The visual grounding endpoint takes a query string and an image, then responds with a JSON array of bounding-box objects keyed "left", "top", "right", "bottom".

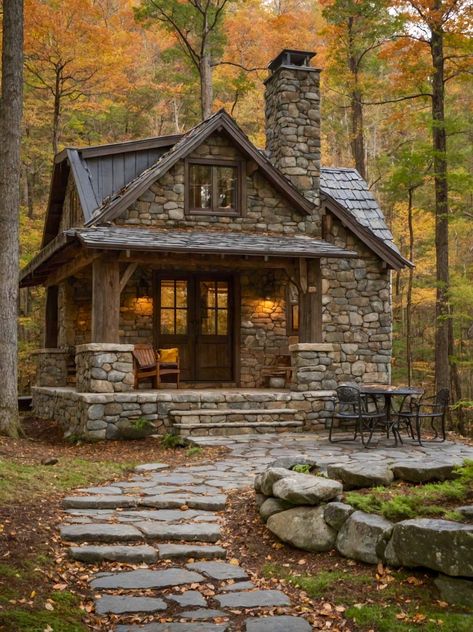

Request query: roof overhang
[
  {"left": 20, "top": 227, "right": 357, "bottom": 287},
  {"left": 321, "top": 193, "right": 413, "bottom": 270}
]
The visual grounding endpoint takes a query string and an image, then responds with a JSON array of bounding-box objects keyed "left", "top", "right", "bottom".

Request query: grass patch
[
  {"left": 0, "top": 458, "right": 135, "bottom": 504},
  {"left": 346, "top": 603, "right": 473, "bottom": 632},
  {"left": 160, "top": 433, "right": 189, "bottom": 449},
  {"left": 346, "top": 460, "right": 473, "bottom": 521},
  {"left": 262, "top": 563, "right": 373, "bottom": 598},
  {"left": 186, "top": 446, "right": 203, "bottom": 458},
  {"left": 0, "top": 557, "right": 87, "bottom": 632}
]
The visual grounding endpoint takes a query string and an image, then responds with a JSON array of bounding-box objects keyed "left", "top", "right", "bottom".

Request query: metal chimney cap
[{"left": 268, "top": 49, "right": 316, "bottom": 73}]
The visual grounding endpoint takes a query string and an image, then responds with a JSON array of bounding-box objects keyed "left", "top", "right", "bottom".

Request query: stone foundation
[
  {"left": 32, "top": 386, "right": 336, "bottom": 441},
  {"left": 33, "top": 349, "right": 71, "bottom": 387},
  {"left": 76, "top": 344, "right": 135, "bottom": 393}
]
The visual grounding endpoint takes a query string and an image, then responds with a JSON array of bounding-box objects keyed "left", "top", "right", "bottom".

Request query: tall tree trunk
[
  {"left": 406, "top": 187, "right": 415, "bottom": 386},
  {"left": 52, "top": 68, "right": 61, "bottom": 156},
  {"left": 199, "top": 50, "right": 213, "bottom": 120},
  {"left": 431, "top": 23, "right": 450, "bottom": 391},
  {"left": 347, "top": 17, "right": 366, "bottom": 179},
  {"left": 0, "top": 0, "right": 23, "bottom": 437}
]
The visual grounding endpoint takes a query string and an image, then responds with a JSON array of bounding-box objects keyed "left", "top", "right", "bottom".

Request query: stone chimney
[{"left": 265, "top": 50, "right": 320, "bottom": 208}]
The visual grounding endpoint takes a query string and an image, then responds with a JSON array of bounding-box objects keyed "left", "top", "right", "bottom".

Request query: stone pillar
[
  {"left": 265, "top": 49, "right": 321, "bottom": 211},
  {"left": 33, "top": 349, "right": 70, "bottom": 387},
  {"left": 76, "top": 343, "right": 134, "bottom": 393},
  {"left": 290, "top": 343, "right": 340, "bottom": 392}
]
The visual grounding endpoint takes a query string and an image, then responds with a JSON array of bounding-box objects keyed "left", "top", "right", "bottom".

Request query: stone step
[
  {"left": 158, "top": 543, "right": 226, "bottom": 560},
  {"left": 69, "top": 544, "right": 158, "bottom": 563},
  {"left": 171, "top": 407, "right": 298, "bottom": 417},
  {"left": 63, "top": 494, "right": 226, "bottom": 511},
  {"left": 174, "top": 420, "right": 304, "bottom": 437},
  {"left": 61, "top": 521, "right": 221, "bottom": 544}
]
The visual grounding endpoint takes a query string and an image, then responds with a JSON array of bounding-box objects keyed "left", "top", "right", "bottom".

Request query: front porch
[{"left": 32, "top": 384, "right": 337, "bottom": 440}]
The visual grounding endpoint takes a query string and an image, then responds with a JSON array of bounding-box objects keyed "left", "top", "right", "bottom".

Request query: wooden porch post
[
  {"left": 299, "top": 258, "right": 322, "bottom": 343},
  {"left": 91, "top": 257, "right": 120, "bottom": 343},
  {"left": 44, "top": 285, "right": 58, "bottom": 348}
]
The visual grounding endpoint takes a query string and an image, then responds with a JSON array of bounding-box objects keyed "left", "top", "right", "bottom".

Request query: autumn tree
[
  {"left": 136, "top": 0, "right": 232, "bottom": 120},
  {"left": 24, "top": 0, "right": 110, "bottom": 156},
  {"left": 394, "top": 0, "right": 473, "bottom": 391},
  {"left": 321, "top": 0, "right": 398, "bottom": 179},
  {"left": 0, "top": 0, "right": 24, "bottom": 437}
]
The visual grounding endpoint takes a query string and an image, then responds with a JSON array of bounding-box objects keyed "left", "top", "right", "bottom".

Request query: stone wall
[
  {"left": 33, "top": 349, "right": 70, "bottom": 387},
  {"left": 240, "top": 269, "right": 289, "bottom": 387},
  {"left": 32, "top": 385, "right": 335, "bottom": 440},
  {"left": 116, "top": 133, "right": 318, "bottom": 236},
  {"left": 32, "top": 387, "right": 170, "bottom": 441},
  {"left": 264, "top": 65, "right": 321, "bottom": 210},
  {"left": 76, "top": 343, "right": 135, "bottom": 393},
  {"left": 321, "top": 218, "right": 392, "bottom": 384}
]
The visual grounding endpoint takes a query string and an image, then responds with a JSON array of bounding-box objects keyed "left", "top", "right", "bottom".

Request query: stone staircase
[
  {"left": 57, "top": 459, "right": 313, "bottom": 631},
  {"left": 170, "top": 407, "right": 303, "bottom": 436}
]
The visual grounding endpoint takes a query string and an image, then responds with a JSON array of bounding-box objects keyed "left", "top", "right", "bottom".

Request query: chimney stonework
[{"left": 265, "top": 50, "right": 321, "bottom": 221}]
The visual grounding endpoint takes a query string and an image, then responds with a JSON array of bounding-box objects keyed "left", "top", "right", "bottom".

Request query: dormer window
[{"left": 185, "top": 159, "right": 243, "bottom": 215}]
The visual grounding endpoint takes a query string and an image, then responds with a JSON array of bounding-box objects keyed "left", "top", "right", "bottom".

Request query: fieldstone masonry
[
  {"left": 33, "top": 349, "right": 70, "bottom": 387},
  {"left": 76, "top": 344, "right": 135, "bottom": 393}
]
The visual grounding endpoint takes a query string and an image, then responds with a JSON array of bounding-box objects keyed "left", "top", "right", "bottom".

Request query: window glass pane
[
  {"left": 216, "top": 166, "right": 237, "bottom": 209},
  {"left": 161, "top": 281, "right": 175, "bottom": 308},
  {"left": 201, "top": 310, "right": 216, "bottom": 335},
  {"left": 190, "top": 164, "right": 212, "bottom": 209},
  {"left": 175, "top": 309, "right": 187, "bottom": 334},
  {"left": 217, "top": 309, "right": 228, "bottom": 335},
  {"left": 175, "top": 281, "right": 187, "bottom": 308},
  {"left": 160, "top": 309, "right": 174, "bottom": 334},
  {"left": 216, "top": 281, "right": 228, "bottom": 308}
]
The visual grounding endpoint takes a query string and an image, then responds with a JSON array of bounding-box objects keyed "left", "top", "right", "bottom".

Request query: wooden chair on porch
[{"left": 132, "top": 344, "right": 159, "bottom": 389}]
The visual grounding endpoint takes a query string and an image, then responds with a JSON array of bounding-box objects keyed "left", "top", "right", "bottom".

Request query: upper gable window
[{"left": 186, "top": 159, "right": 242, "bottom": 216}]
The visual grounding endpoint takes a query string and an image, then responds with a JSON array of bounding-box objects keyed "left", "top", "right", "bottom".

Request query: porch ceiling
[{"left": 69, "top": 226, "right": 357, "bottom": 259}]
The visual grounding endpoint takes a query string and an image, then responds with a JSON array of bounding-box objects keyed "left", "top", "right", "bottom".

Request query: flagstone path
[{"left": 59, "top": 433, "right": 473, "bottom": 631}]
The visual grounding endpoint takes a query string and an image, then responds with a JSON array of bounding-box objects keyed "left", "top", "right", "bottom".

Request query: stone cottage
[{"left": 21, "top": 50, "right": 411, "bottom": 440}]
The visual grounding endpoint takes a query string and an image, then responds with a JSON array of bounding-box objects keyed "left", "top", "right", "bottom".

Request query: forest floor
[{"left": 0, "top": 419, "right": 472, "bottom": 631}]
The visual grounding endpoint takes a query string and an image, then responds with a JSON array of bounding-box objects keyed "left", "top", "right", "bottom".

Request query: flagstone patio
[{"left": 59, "top": 434, "right": 473, "bottom": 631}]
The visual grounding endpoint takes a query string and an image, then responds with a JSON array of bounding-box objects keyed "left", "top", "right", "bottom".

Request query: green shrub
[{"left": 161, "top": 433, "right": 189, "bottom": 449}]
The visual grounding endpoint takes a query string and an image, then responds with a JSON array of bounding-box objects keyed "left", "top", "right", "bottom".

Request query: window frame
[{"left": 184, "top": 157, "right": 245, "bottom": 216}]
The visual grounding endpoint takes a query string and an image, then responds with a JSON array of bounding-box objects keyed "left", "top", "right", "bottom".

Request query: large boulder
[
  {"left": 272, "top": 474, "right": 342, "bottom": 505},
  {"left": 260, "top": 468, "right": 293, "bottom": 497},
  {"left": 336, "top": 511, "right": 393, "bottom": 564},
  {"left": 384, "top": 519, "right": 473, "bottom": 577},
  {"left": 267, "top": 507, "right": 337, "bottom": 552},
  {"left": 391, "top": 461, "right": 458, "bottom": 483},
  {"left": 434, "top": 575, "right": 473, "bottom": 608},
  {"left": 327, "top": 463, "right": 393, "bottom": 489},
  {"left": 259, "top": 497, "right": 293, "bottom": 523},
  {"left": 324, "top": 502, "right": 355, "bottom": 531}
]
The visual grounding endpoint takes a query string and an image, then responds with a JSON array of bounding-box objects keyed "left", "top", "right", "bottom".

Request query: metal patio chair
[
  {"left": 329, "top": 384, "right": 385, "bottom": 446},
  {"left": 396, "top": 388, "right": 449, "bottom": 445}
]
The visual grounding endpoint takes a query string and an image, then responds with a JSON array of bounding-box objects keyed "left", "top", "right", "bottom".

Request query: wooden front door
[{"left": 155, "top": 273, "right": 234, "bottom": 382}]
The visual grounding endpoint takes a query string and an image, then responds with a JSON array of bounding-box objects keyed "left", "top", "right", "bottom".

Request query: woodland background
[{"left": 13, "top": 0, "right": 473, "bottom": 429}]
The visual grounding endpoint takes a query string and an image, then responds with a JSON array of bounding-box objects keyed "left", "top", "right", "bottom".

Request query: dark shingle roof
[
  {"left": 320, "top": 167, "right": 400, "bottom": 255},
  {"left": 68, "top": 226, "right": 357, "bottom": 259}
]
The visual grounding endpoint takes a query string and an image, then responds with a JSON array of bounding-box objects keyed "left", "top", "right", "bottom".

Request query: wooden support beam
[
  {"left": 44, "top": 286, "right": 58, "bottom": 348},
  {"left": 119, "top": 262, "right": 138, "bottom": 293},
  {"left": 91, "top": 258, "right": 120, "bottom": 343},
  {"left": 117, "top": 252, "right": 292, "bottom": 270},
  {"left": 45, "top": 250, "right": 100, "bottom": 286},
  {"left": 299, "top": 258, "right": 322, "bottom": 343}
]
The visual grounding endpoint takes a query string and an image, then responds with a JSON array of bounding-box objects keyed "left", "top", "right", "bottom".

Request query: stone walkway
[{"left": 60, "top": 433, "right": 473, "bottom": 631}]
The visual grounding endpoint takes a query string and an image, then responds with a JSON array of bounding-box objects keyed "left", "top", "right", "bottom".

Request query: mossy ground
[
  {"left": 346, "top": 460, "right": 473, "bottom": 521},
  {"left": 262, "top": 562, "right": 473, "bottom": 631}
]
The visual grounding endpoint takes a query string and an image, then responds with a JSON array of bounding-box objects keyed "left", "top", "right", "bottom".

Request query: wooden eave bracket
[{"left": 119, "top": 263, "right": 138, "bottom": 293}]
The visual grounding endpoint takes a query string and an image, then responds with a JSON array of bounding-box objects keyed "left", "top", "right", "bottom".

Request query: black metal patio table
[{"left": 359, "top": 384, "right": 424, "bottom": 445}]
